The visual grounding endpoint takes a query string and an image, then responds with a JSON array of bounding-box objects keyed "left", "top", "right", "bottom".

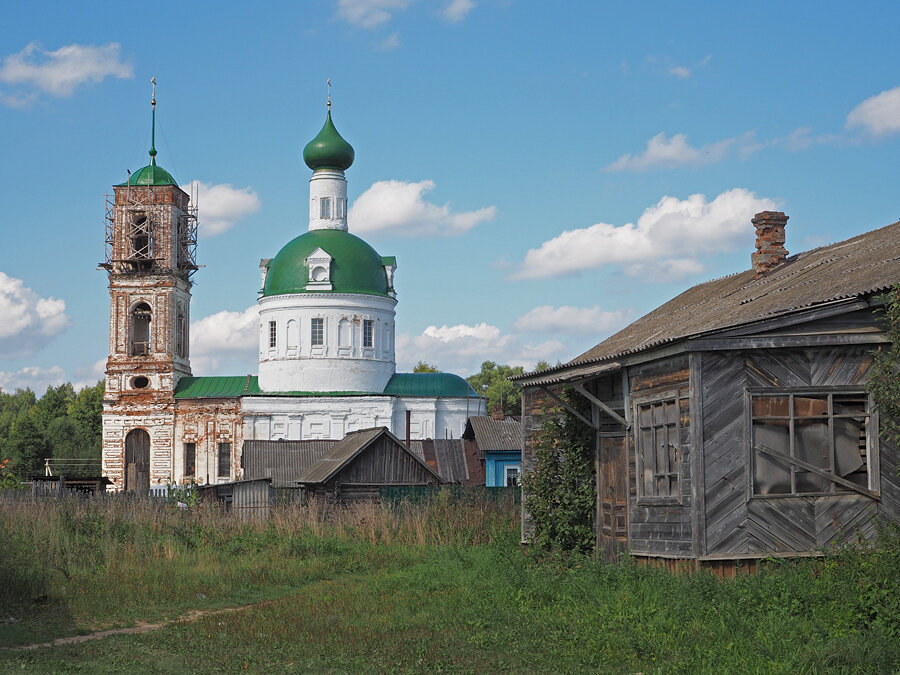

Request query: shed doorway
[{"left": 125, "top": 428, "right": 150, "bottom": 494}]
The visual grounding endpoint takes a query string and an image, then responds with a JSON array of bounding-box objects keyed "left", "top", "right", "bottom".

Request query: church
[{"left": 100, "top": 88, "right": 485, "bottom": 491}]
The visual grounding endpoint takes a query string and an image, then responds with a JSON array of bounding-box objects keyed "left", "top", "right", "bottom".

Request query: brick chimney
[
  {"left": 491, "top": 406, "right": 505, "bottom": 421},
  {"left": 751, "top": 211, "right": 789, "bottom": 279}
]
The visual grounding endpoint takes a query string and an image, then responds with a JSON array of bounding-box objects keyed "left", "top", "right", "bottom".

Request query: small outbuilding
[
  {"left": 296, "top": 427, "right": 443, "bottom": 501},
  {"left": 463, "top": 415, "right": 523, "bottom": 486},
  {"left": 514, "top": 213, "right": 900, "bottom": 573}
]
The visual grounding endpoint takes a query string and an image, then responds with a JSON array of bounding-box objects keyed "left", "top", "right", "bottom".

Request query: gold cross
[
  {"left": 327, "top": 78, "right": 332, "bottom": 110},
  {"left": 151, "top": 77, "right": 157, "bottom": 108}
]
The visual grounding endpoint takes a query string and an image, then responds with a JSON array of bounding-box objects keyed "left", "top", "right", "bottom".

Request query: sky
[{"left": 1, "top": 1, "right": 899, "bottom": 393}]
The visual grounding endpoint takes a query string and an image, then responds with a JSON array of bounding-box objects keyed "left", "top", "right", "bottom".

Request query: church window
[
  {"left": 176, "top": 304, "right": 187, "bottom": 357},
  {"left": 269, "top": 320, "right": 277, "bottom": 348},
  {"left": 363, "top": 319, "right": 374, "bottom": 348},
  {"left": 218, "top": 442, "right": 231, "bottom": 478},
  {"left": 336, "top": 198, "right": 346, "bottom": 219},
  {"left": 320, "top": 197, "right": 332, "bottom": 219},
  {"left": 131, "top": 303, "right": 152, "bottom": 356},
  {"left": 311, "top": 318, "right": 324, "bottom": 346},
  {"left": 184, "top": 442, "right": 196, "bottom": 477},
  {"left": 286, "top": 319, "right": 299, "bottom": 349}
]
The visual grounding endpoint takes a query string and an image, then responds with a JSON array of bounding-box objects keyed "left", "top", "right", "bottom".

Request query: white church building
[{"left": 100, "top": 92, "right": 485, "bottom": 490}]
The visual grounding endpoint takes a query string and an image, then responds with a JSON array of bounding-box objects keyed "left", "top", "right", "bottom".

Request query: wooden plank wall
[
  {"left": 626, "top": 355, "right": 694, "bottom": 557},
  {"left": 702, "top": 345, "right": 900, "bottom": 557},
  {"left": 339, "top": 437, "right": 436, "bottom": 486}
]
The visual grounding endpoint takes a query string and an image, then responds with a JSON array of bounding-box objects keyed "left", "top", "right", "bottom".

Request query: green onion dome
[
  {"left": 303, "top": 111, "right": 355, "bottom": 171},
  {"left": 263, "top": 229, "right": 390, "bottom": 297},
  {"left": 118, "top": 161, "right": 177, "bottom": 186}
]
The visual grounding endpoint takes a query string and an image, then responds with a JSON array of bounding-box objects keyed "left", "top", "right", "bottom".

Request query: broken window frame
[
  {"left": 633, "top": 390, "right": 682, "bottom": 502},
  {"left": 131, "top": 302, "right": 152, "bottom": 356},
  {"left": 749, "top": 387, "right": 878, "bottom": 498},
  {"left": 184, "top": 442, "right": 196, "bottom": 478}
]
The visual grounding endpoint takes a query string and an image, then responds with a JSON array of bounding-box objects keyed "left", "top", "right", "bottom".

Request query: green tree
[
  {"left": 522, "top": 387, "right": 595, "bottom": 553},
  {"left": 466, "top": 361, "right": 525, "bottom": 416},
  {"left": 869, "top": 284, "right": 900, "bottom": 447},
  {"left": 413, "top": 361, "right": 441, "bottom": 373},
  {"left": 67, "top": 380, "right": 104, "bottom": 460},
  {"left": 6, "top": 410, "right": 50, "bottom": 476}
]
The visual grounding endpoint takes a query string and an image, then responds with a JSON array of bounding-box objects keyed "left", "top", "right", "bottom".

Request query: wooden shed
[
  {"left": 296, "top": 427, "right": 442, "bottom": 501},
  {"left": 514, "top": 214, "right": 900, "bottom": 572}
]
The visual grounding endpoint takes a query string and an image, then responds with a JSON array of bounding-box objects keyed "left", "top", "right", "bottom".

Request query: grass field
[{"left": 1, "top": 493, "right": 898, "bottom": 673}]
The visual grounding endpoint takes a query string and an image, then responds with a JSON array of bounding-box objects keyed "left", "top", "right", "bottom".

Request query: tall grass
[{"left": 1, "top": 494, "right": 898, "bottom": 672}]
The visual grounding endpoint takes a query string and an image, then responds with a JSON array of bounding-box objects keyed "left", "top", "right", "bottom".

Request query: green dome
[
  {"left": 303, "top": 111, "right": 355, "bottom": 171},
  {"left": 118, "top": 161, "right": 177, "bottom": 187},
  {"left": 263, "top": 229, "right": 392, "bottom": 297}
]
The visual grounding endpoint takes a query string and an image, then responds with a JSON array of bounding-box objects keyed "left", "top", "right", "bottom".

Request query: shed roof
[
  {"left": 242, "top": 439, "right": 338, "bottom": 487},
  {"left": 463, "top": 416, "right": 523, "bottom": 452},
  {"left": 296, "top": 427, "right": 441, "bottom": 485},
  {"left": 514, "top": 220, "right": 900, "bottom": 383}
]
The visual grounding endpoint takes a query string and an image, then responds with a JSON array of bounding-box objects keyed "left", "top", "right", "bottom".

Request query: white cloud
[
  {"left": 669, "top": 65, "right": 691, "bottom": 79},
  {"left": 186, "top": 181, "right": 261, "bottom": 236},
  {"left": 605, "top": 132, "right": 741, "bottom": 171},
  {"left": 513, "top": 306, "right": 634, "bottom": 335},
  {"left": 0, "top": 366, "right": 66, "bottom": 394},
  {"left": 513, "top": 188, "right": 777, "bottom": 281},
  {"left": 0, "top": 272, "right": 70, "bottom": 358},
  {"left": 396, "top": 322, "right": 566, "bottom": 376},
  {"left": 442, "top": 0, "right": 475, "bottom": 22},
  {"left": 72, "top": 359, "right": 106, "bottom": 391},
  {"left": 379, "top": 32, "right": 401, "bottom": 50},
  {"left": 0, "top": 42, "right": 132, "bottom": 102},
  {"left": 190, "top": 306, "right": 259, "bottom": 372},
  {"left": 846, "top": 86, "right": 900, "bottom": 137},
  {"left": 337, "top": 0, "right": 413, "bottom": 28},
  {"left": 350, "top": 180, "right": 496, "bottom": 236}
]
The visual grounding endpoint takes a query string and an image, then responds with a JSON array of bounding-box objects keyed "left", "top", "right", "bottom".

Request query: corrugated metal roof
[
  {"left": 464, "top": 416, "right": 523, "bottom": 452},
  {"left": 514, "top": 220, "right": 900, "bottom": 381},
  {"left": 242, "top": 439, "right": 337, "bottom": 487},
  {"left": 383, "top": 372, "right": 481, "bottom": 397}
]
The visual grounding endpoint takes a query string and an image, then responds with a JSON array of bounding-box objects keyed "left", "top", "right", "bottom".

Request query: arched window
[
  {"left": 287, "top": 319, "right": 299, "bottom": 350},
  {"left": 130, "top": 213, "right": 153, "bottom": 271},
  {"left": 338, "top": 319, "right": 351, "bottom": 347},
  {"left": 131, "top": 302, "right": 152, "bottom": 355}
]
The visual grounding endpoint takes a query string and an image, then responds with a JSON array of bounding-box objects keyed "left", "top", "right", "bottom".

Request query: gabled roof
[
  {"left": 463, "top": 416, "right": 522, "bottom": 452},
  {"left": 242, "top": 439, "right": 338, "bottom": 487},
  {"left": 515, "top": 220, "right": 900, "bottom": 382},
  {"left": 296, "top": 427, "right": 441, "bottom": 485}
]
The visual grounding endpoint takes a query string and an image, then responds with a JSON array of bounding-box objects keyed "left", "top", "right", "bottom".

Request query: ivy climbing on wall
[
  {"left": 522, "top": 387, "right": 596, "bottom": 554},
  {"left": 869, "top": 283, "right": 900, "bottom": 449}
]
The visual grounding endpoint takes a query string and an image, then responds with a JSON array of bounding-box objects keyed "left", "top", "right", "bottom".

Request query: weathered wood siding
[
  {"left": 701, "top": 345, "right": 900, "bottom": 556},
  {"left": 337, "top": 436, "right": 437, "bottom": 485},
  {"left": 625, "top": 355, "right": 694, "bottom": 557}
]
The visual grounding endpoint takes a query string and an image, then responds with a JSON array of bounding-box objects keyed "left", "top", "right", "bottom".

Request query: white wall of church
[
  {"left": 242, "top": 394, "right": 484, "bottom": 442},
  {"left": 257, "top": 292, "right": 396, "bottom": 392},
  {"left": 308, "top": 169, "right": 348, "bottom": 231}
]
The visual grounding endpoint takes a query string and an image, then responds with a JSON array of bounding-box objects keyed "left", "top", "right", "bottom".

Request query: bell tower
[{"left": 100, "top": 79, "right": 198, "bottom": 492}]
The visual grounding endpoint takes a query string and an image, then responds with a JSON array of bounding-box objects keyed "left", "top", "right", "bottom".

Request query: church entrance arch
[{"left": 124, "top": 428, "right": 150, "bottom": 494}]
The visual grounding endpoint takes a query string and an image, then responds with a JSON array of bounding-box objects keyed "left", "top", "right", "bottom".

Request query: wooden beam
[
  {"left": 539, "top": 386, "right": 598, "bottom": 430},
  {"left": 688, "top": 334, "right": 888, "bottom": 351},
  {"left": 754, "top": 443, "right": 878, "bottom": 499},
  {"left": 573, "top": 383, "right": 628, "bottom": 428}
]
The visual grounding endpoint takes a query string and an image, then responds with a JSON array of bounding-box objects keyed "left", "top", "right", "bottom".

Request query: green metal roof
[
  {"left": 303, "top": 111, "right": 355, "bottom": 172},
  {"left": 174, "top": 376, "right": 251, "bottom": 398},
  {"left": 263, "top": 229, "right": 392, "bottom": 298},
  {"left": 383, "top": 373, "right": 481, "bottom": 398},
  {"left": 117, "top": 161, "right": 178, "bottom": 187},
  {"left": 174, "top": 373, "right": 482, "bottom": 400}
]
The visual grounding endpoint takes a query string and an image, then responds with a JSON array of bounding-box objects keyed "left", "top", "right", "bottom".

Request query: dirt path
[{"left": 8, "top": 605, "right": 252, "bottom": 651}]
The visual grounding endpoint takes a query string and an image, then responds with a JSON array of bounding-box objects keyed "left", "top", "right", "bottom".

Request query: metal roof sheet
[
  {"left": 383, "top": 372, "right": 481, "bottom": 398},
  {"left": 464, "top": 416, "right": 523, "bottom": 452},
  {"left": 515, "top": 220, "right": 900, "bottom": 381},
  {"left": 173, "top": 375, "right": 251, "bottom": 398},
  {"left": 242, "top": 439, "right": 338, "bottom": 487}
]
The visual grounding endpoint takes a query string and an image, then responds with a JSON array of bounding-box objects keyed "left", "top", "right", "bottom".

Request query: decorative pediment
[{"left": 306, "top": 247, "right": 333, "bottom": 290}]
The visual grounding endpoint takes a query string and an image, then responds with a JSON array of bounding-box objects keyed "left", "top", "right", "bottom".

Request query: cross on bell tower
[{"left": 100, "top": 79, "right": 198, "bottom": 492}]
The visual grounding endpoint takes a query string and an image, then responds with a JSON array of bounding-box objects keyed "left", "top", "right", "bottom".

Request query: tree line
[{"left": 0, "top": 381, "right": 104, "bottom": 481}]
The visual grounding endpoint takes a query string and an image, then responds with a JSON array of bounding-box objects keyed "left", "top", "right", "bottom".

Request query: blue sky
[{"left": 1, "top": 0, "right": 899, "bottom": 392}]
